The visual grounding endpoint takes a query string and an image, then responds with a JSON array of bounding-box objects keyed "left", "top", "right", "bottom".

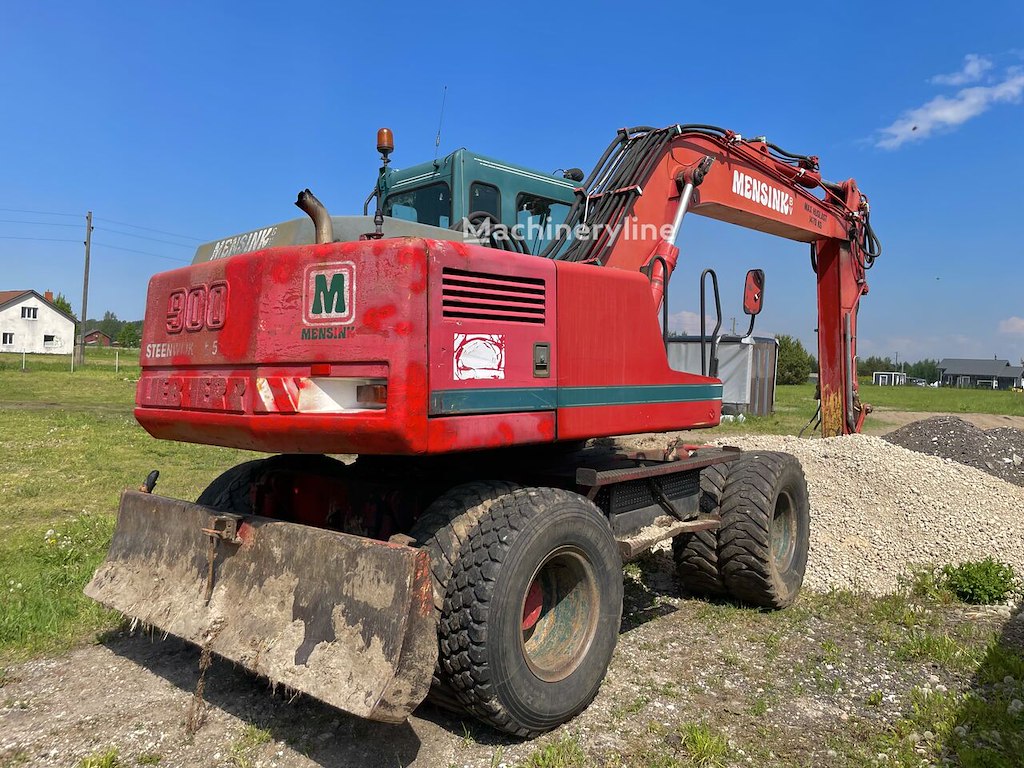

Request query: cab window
[
  {"left": 384, "top": 182, "right": 452, "bottom": 228},
  {"left": 516, "top": 194, "right": 571, "bottom": 255},
  {"left": 469, "top": 182, "right": 501, "bottom": 219}
]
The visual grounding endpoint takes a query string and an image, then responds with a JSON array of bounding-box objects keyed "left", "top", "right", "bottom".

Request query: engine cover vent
[{"left": 441, "top": 267, "right": 546, "bottom": 325}]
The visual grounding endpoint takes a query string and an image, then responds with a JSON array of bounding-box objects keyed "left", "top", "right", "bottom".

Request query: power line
[
  {"left": 0, "top": 210, "right": 204, "bottom": 243},
  {"left": 94, "top": 226, "right": 194, "bottom": 249},
  {"left": 92, "top": 241, "right": 191, "bottom": 263},
  {"left": 1, "top": 220, "right": 195, "bottom": 249},
  {"left": 0, "top": 207, "right": 80, "bottom": 218},
  {"left": 0, "top": 219, "right": 82, "bottom": 227},
  {"left": 0, "top": 236, "right": 81, "bottom": 243},
  {"left": 93, "top": 216, "right": 203, "bottom": 242},
  {"left": 0, "top": 234, "right": 191, "bottom": 262}
]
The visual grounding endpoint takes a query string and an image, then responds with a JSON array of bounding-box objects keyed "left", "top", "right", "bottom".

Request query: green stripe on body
[
  {"left": 557, "top": 384, "right": 723, "bottom": 407},
  {"left": 429, "top": 387, "right": 557, "bottom": 415},
  {"left": 429, "top": 383, "right": 722, "bottom": 415}
]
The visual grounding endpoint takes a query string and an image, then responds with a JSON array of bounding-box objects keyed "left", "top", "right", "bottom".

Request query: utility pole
[{"left": 75, "top": 211, "right": 93, "bottom": 366}]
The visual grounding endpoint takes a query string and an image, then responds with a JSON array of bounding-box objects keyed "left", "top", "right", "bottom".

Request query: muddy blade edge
[{"left": 84, "top": 490, "right": 437, "bottom": 723}]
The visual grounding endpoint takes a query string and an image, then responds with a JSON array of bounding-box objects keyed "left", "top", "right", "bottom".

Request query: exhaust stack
[{"left": 295, "top": 189, "right": 334, "bottom": 244}]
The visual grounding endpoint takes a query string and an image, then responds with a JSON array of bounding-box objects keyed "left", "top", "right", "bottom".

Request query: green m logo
[
  {"left": 304, "top": 262, "right": 355, "bottom": 325},
  {"left": 311, "top": 273, "right": 346, "bottom": 315}
]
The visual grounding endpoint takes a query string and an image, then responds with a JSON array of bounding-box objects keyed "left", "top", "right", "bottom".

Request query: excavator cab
[{"left": 377, "top": 148, "right": 577, "bottom": 254}]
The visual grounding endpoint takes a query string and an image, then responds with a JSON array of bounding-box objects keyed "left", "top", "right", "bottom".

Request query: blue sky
[{"left": 2, "top": 1, "right": 1023, "bottom": 364}]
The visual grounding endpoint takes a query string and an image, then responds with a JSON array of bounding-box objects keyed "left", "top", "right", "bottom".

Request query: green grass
[
  {"left": 77, "top": 747, "right": 120, "bottom": 768},
  {"left": 676, "top": 723, "right": 729, "bottom": 768},
  {"left": 0, "top": 357, "right": 139, "bottom": 410},
  {"left": 522, "top": 736, "right": 588, "bottom": 768},
  {"left": 693, "top": 381, "right": 1024, "bottom": 438},
  {"left": 229, "top": 724, "right": 272, "bottom": 768},
  {"left": 0, "top": 347, "right": 140, "bottom": 374},
  {"left": 861, "top": 381, "right": 1024, "bottom": 416},
  {"left": 0, "top": 368, "right": 255, "bottom": 660}
]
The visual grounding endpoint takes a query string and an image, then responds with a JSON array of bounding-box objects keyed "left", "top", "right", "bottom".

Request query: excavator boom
[{"left": 540, "top": 125, "right": 880, "bottom": 435}]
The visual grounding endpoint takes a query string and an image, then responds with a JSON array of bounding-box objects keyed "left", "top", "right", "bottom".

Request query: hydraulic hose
[{"left": 862, "top": 215, "right": 882, "bottom": 268}]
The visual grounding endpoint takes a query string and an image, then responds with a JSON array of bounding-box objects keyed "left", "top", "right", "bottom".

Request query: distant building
[
  {"left": 938, "top": 358, "right": 1024, "bottom": 390},
  {"left": 84, "top": 329, "right": 112, "bottom": 347},
  {"left": 872, "top": 371, "right": 906, "bottom": 386},
  {"left": 0, "top": 289, "right": 76, "bottom": 354}
]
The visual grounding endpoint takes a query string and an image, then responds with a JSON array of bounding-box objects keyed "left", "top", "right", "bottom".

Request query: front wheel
[{"left": 439, "top": 487, "right": 623, "bottom": 736}]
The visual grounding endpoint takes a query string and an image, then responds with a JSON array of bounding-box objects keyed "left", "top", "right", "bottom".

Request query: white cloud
[
  {"left": 930, "top": 53, "right": 993, "bottom": 86},
  {"left": 668, "top": 310, "right": 703, "bottom": 335},
  {"left": 998, "top": 316, "right": 1024, "bottom": 335},
  {"left": 876, "top": 67, "right": 1024, "bottom": 149}
]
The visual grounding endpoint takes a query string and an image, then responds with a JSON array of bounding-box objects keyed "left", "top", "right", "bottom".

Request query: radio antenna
[{"left": 434, "top": 85, "right": 448, "bottom": 162}]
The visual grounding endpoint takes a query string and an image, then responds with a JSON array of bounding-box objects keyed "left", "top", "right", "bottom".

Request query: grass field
[
  {"left": 711, "top": 382, "right": 1024, "bottom": 437},
  {"left": 2, "top": 363, "right": 1023, "bottom": 767},
  {"left": 862, "top": 381, "right": 1024, "bottom": 415},
  {"left": 0, "top": 365, "right": 1021, "bottom": 660},
  {"left": 0, "top": 362, "right": 254, "bottom": 659}
]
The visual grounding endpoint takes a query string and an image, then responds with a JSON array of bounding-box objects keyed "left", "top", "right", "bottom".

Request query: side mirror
[{"left": 743, "top": 269, "right": 765, "bottom": 316}]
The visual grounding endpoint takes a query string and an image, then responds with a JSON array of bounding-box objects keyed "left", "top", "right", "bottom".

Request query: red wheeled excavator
[{"left": 87, "top": 124, "right": 880, "bottom": 736}]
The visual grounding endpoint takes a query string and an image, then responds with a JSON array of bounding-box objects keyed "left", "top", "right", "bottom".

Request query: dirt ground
[
  {"left": 862, "top": 409, "right": 1024, "bottom": 435},
  {"left": 1, "top": 553, "right": 1021, "bottom": 768},
  {"left": 4, "top": 412, "right": 1024, "bottom": 767}
]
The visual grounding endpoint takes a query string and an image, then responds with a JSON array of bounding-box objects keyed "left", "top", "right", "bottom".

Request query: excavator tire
[
  {"left": 439, "top": 487, "right": 623, "bottom": 737},
  {"left": 672, "top": 462, "right": 730, "bottom": 598},
  {"left": 196, "top": 454, "right": 345, "bottom": 512},
  {"left": 718, "top": 451, "right": 809, "bottom": 609},
  {"left": 196, "top": 459, "right": 267, "bottom": 511},
  {"left": 409, "top": 480, "right": 522, "bottom": 711}
]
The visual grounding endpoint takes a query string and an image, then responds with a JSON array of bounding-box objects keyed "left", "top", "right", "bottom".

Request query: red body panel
[
  {"left": 554, "top": 261, "right": 721, "bottom": 439},
  {"left": 134, "top": 237, "right": 722, "bottom": 455}
]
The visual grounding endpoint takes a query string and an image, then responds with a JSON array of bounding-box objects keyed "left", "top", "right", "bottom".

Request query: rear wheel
[
  {"left": 439, "top": 487, "right": 623, "bottom": 736},
  {"left": 718, "top": 451, "right": 809, "bottom": 609},
  {"left": 196, "top": 460, "right": 266, "bottom": 511},
  {"left": 672, "top": 462, "right": 730, "bottom": 598},
  {"left": 196, "top": 454, "right": 345, "bottom": 512}
]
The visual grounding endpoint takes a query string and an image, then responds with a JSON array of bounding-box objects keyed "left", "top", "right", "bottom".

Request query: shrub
[
  {"left": 941, "top": 558, "right": 1019, "bottom": 605},
  {"left": 776, "top": 334, "right": 814, "bottom": 385}
]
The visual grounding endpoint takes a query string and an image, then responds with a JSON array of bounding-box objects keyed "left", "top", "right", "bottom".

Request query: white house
[{"left": 0, "top": 290, "right": 77, "bottom": 354}]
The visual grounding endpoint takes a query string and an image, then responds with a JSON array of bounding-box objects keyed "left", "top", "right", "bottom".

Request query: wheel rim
[
  {"left": 519, "top": 546, "right": 600, "bottom": 683},
  {"left": 770, "top": 490, "right": 797, "bottom": 571}
]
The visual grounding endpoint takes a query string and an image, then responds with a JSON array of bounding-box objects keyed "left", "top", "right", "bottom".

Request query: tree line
[
  {"left": 855, "top": 356, "right": 939, "bottom": 383},
  {"left": 50, "top": 294, "right": 142, "bottom": 348},
  {"left": 776, "top": 336, "right": 939, "bottom": 385},
  {"left": 86, "top": 311, "right": 143, "bottom": 348}
]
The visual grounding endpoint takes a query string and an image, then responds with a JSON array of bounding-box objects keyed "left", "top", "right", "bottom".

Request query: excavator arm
[{"left": 540, "top": 126, "right": 881, "bottom": 436}]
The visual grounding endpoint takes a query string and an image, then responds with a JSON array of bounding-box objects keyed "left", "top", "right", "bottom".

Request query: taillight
[
  {"left": 355, "top": 384, "right": 388, "bottom": 407},
  {"left": 296, "top": 378, "right": 387, "bottom": 413}
]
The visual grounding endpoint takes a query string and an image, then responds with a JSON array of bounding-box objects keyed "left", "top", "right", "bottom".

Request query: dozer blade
[{"left": 85, "top": 490, "right": 437, "bottom": 723}]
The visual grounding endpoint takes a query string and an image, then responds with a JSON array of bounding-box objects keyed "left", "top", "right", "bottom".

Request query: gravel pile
[
  {"left": 714, "top": 434, "right": 1024, "bottom": 595},
  {"left": 617, "top": 431, "right": 1024, "bottom": 595},
  {"left": 883, "top": 415, "right": 1024, "bottom": 487}
]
